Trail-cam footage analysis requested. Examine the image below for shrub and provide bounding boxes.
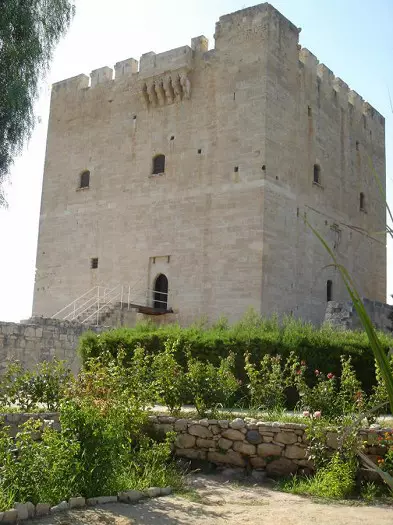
[283,453,356,500]
[78,312,391,400]
[152,339,188,414]
[186,353,239,416]
[245,353,287,410]
[0,359,72,412]
[0,419,80,509]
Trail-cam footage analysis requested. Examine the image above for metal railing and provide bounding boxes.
[51,280,170,325]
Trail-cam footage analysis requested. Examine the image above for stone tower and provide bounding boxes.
[33,3,386,326]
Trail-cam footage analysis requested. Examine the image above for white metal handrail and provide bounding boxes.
[52,279,173,325]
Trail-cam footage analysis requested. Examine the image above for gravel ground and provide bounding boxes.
[25,474,393,525]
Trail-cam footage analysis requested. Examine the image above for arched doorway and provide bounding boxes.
[153,274,168,310]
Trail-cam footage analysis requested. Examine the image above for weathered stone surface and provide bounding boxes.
[198,419,209,427]
[230,418,245,429]
[147,487,161,498]
[285,445,306,459]
[189,425,213,439]
[233,441,256,456]
[251,469,267,482]
[218,420,229,429]
[25,502,35,518]
[210,425,221,435]
[118,490,144,503]
[196,438,215,448]
[69,497,85,509]
[218,437,233,450]
[14,503,28,520]
[257,443,282,457]
[250,456,267,468]
[246,430,263,444]
[174,419,188,431]
[326,432,339,449]
[175,448,206,459]
[175,433,196,448]
[222,429,245,441]
[35,503,51,517]
[263,435,273,442]
[266,457,298,476]
[50,501,69,513]
[3,509,18,523]
[95,496,118,504]
[275,431,297,445]
[160,487,172,496]
[208,450,246,467]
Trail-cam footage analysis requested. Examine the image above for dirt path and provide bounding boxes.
[25,475,393,525]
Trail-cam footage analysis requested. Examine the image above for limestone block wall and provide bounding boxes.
[150,415,391,476]
[0,318,103,373]
[324,300,393,333]
[0,412,60,438]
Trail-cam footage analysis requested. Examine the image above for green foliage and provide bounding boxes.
[0,359,72,411]
[186,353,239,416]
[245,353,288,410]
[60,400,132,498]
[122,434,184,492]
[0,419,80,510]
[79,313,393,400]
[152,339,188,414]
[282,453,356,500]
[0,0,75,203]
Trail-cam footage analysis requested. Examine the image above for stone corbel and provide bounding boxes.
[140,83,150,108]
[163,75,175,104]
[155,80,166,106]
[171,74,182,102]
[180,72,191,99]
[146,81,158,107]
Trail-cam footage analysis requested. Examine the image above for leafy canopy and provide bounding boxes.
[0,0,75,205]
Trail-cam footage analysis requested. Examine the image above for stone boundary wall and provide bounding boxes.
[0,318,104,374]
[324,300,393,333]
[150,415,391,476]
[2,412,390,478]
[0,412,60,437]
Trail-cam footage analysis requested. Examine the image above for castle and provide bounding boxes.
[32,2,386,327]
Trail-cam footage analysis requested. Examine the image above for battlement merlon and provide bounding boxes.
[299,46,385,127]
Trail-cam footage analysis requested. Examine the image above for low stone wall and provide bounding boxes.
[150,415,391,476]
[325,299,393,333]
[0,318,104,374]
[0,412,60,437]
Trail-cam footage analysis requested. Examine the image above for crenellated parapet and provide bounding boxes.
[299,46,384,128]
[51,36,205,107]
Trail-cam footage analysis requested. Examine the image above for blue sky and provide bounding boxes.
[0,0,392,321]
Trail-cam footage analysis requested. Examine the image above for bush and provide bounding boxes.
[245,353,288,410]
[186,353,239,416]
[0,419,80,509]
[152,339,188,414]
[283,453,357,500]
[78,312,393,400]
[0,359,72,412]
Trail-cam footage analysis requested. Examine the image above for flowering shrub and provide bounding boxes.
[377,432,393,475]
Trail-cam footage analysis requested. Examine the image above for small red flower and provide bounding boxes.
[327,373,334,379]
[301,361,306,366]
[296,369,302,375]
[314,369,320,376]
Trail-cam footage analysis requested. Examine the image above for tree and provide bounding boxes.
[0,0,75,205]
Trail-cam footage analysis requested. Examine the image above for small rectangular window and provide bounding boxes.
[327,280,333,301]
[234,166,239,173]
[91,258,98,269]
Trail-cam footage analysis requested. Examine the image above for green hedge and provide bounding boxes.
[78,315,393,398]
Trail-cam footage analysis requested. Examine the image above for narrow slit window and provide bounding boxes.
[91,258,98,269]
[152,154,165,175]
[79,170,90,189]
[327,280,333,302]
[313,164,321,184]
[234,166,239,173]
[360,192,365,211]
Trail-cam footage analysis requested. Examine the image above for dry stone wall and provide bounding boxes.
[0,318,103,374]
[150,415,391,477]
